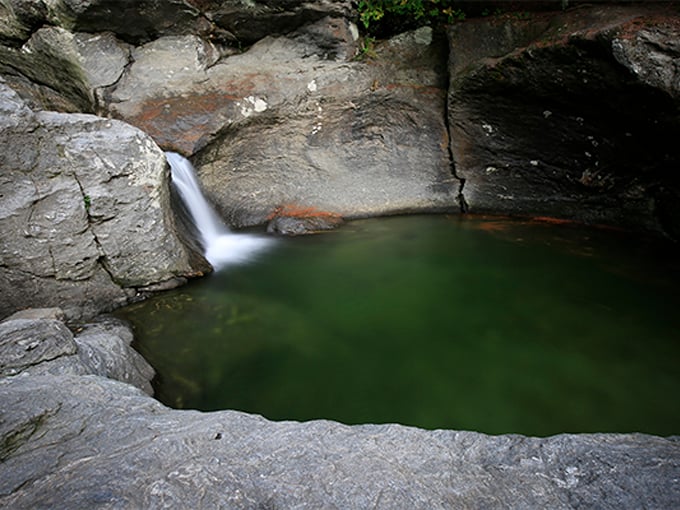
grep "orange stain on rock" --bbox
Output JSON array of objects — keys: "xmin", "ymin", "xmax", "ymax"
[
  {"xmin": 267, "ymin": 204, "xmax": 343, "ymax": 221},
  {"xmin": 531, "ymin": 216, "xmax": 576, "ymax": 225}
]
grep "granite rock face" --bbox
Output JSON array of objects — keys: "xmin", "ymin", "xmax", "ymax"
[
  {"xmin": 447, "ymin": 4, "xmax": 680, "ymax": 237},
  {"xmin": 91, "ymin": 23, "xmax": 459, "ymax": 228},
  {"xmin": 186, "ymin": 26, "xmax": 457, "ymax": 228},
  {"xmin": 4, "ymin": 2, "xmax": 678, "ymax": 236},
  {"xmin": 0, "ymin": 374, "xmax": 678, "ymax": 509},
  {"xmin": 1, "ymin": 9, "xmax": 459, "ymax": 230},
  {"xmin": 0, "ymin": 82, "xmax": 203, "ymax": 320}
]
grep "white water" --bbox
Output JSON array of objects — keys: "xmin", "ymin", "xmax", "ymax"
[{"xmin": 166, "ymin": 152, "xmax": 272, "ymax": 270}]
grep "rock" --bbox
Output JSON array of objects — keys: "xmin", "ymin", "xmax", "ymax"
[
  {"xmin": 103, "ymin": 25, "xmax": 457, "ymax": 229},
  {"xmin": 0, "ymin": 314, "xmax": 77, "ymax": 377},
  {"xmin": 107, "ymin": 34, "xmax": 220, "ymax": 121},
  {"xmin": 4, "ymin": 308, "xmax": 64, "ymax": 321},
  {"xmin": 0, "ymin": 374, "xmax": 678, "ymax": 508},
  {"xmin": 266, "ymin": 205, "xmax": 345, "ymax": 235},
  {"xmin": 205, "ymin": 0, "xmax": 354, "ymax": 46},
  {"xmin": 612, "ymin": 22, "xmax": 680, "ymax": 100},
  {"xmin": 0, "ymin": 0, "xmax": 47, "ymax": 44},
  {"xmin": 4, "ymin": 0, "xmax": 352, "ymax": 46},
  {"xmin": 0, "ymin": 1, "xmax": 353, "ymax": 111},
  {"xmin": 104, "ymin": 16, "xmax": 360, "ymax": 155},
  {"xmin": 0, "ymin": 309, "xmax": 154, "ymax": 393},
  {"xmin": 0, "ymin": 82, "xmax": 204, "ymax": 320},
  {"xmin": 156, "ymin": 26, "xmax": 454, "ymax": 228},
  {"xmin": 44, "ymin": 0, "xmax": 208, "ymax": 44},
  {"xmin": 0, "ymin": 26, "xmax": 131, "ymax": 113},
  {"xmin": 72, "ymin": 316, "xmax": 155, "ymax": 395},
  {"xmin": 0, "ymin": 26, "xmax": 94, "ymax": 113},
  {"xmin": 0, "ymin": 76, "xmax": 34, "ymax": 127},
  {"xmin": 447, "ymin": 4, "xmax": 680, "ymax": 237}
]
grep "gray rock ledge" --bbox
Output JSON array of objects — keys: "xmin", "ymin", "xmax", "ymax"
[{"xmin": 0, "ymin": 374, "xmax": 678, "ymax": 509}]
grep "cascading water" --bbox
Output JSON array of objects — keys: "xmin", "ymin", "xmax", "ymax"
[{"xmin": 166, "ymin": 151, "xmax": 272, "ymax": 270}]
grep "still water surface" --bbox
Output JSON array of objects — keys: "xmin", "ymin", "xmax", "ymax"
[{"xmin": 117, "ymin": 215, "xmax": 680, "ymax": 436}]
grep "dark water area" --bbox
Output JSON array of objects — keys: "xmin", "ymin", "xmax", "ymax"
[{"xmin": 117, "ymin": 215, "xmax": 680, "ymax": 436}]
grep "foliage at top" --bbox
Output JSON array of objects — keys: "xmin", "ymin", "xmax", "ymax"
[
  {"xmin": 357, "ymin": 0, "xmax": 467, "ymax": 32},
  {"xmin": 356, "ymin": 1, "xmax": 570, "ymax": 37}
]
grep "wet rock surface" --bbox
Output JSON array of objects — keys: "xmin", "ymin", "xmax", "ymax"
[
  {"xmin": 447, "ymin": 5, "xmax": 680, "ymax": 236},
  {"xmin": 0, "ymin": 374, "xmax": 678, "ymax": 509}
]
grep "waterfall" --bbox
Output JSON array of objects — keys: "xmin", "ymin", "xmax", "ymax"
[{"xmin": 166, "ymin": 152, "xmax": 272, "ymax": 270}]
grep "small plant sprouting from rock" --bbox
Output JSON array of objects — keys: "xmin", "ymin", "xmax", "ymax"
[
  {"xmin": 354, "ymin": 36, "xmax": 377, "ymax": 60},
  {"xmin": 83, "ymin": 194, "xmax": 91, "ymax": 213}
]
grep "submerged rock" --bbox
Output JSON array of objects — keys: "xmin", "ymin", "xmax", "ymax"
[
  {"xmin": 447, "ymin": 4, "xmax": 680, "ymax": 237},
  {"xmin": 0, "ymin": 374, "xmax": 678, "ymax": 508},
  {"xmin": 0, "ymin": 81, "xmax": 204, "ymax": 320}
]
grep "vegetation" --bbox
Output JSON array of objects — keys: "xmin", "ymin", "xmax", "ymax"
[
  {"xmin": 356, "ymin": 1, "xmax": 569, "ymax": 37},
  {"xmin": 357, "ymin": 0, "xmax": 467, "ymax": 31}
]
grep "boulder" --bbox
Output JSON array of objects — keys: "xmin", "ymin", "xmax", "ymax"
[
  {"xmin": 0, "ymin": 309, "xmax": 154, "ymax": 394},
  {"xmin": 0, "ymin": 81, "xmax": 204, "ymax": 320},
  {"xmin": 193, "ymin": 27, "xmax": 457, "ymax": 228},
  {"xmin": 0, "ymin": 374, "xmax": 678, "ymax": 508},
  {"xmin": 266, "ymin": 206, "xmax": 345, "ymax": 235},
  {"xmin": 0, "ymin": 311, "xmax": 77, "ymax": 378},
  {"xmin": 203, "ymin": 0, "xmax": 354, "ymax": 46},
  {"xmin": 0, "ymin": 1, "xmax": 353, "ymax": 113},
  {"xmin": 447, "ymin": 4, "xmax": 680, "ymax": 237}
]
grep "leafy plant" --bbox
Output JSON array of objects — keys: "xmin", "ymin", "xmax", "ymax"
[
  {"xmin": 442, "ymin": 7, "xmax": 466, "ymax": 22},
  {"xmin": 83, "ymin": 194, "xmax": 91, "ymax": 213},
  {"xmin": 357, "ymin": 0, "xmax": 467, "ymax": 31},
  {"xmin": 354, "ymin": 35, "xmax": 378, "ymax": 60}
]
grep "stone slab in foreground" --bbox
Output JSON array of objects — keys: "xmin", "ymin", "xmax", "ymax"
[{"xmin": 0, "ymin": 375, "xmax": 678, "ymax": 509}]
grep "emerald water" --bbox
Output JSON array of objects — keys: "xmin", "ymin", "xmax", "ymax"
[{"xmin": 117, "ymin": 215, "xmax": 680, "ymax": 436}]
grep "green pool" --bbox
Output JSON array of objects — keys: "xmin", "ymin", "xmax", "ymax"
[{"xmin": 117, "ymin": 215, "xmax": 680, "ymax": 436}]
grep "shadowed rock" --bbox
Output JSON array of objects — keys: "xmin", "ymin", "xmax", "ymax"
[{"xmin": 447, "ymin": 4, "xmax": 680, "ymax": 238}]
